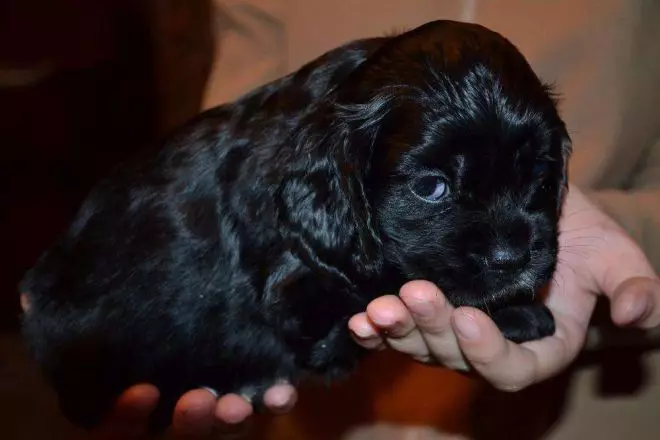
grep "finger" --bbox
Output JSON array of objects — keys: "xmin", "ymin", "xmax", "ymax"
[
  {"xmin": 348, "ymin": 313, "xmax": 387, "ymax": 350},
  {"xmin": 452, "ymin": 307, "xmax": 583, "ymax": 391},
  {"xmin": 364, "ymin": 294, "xmax": 430, "ymax": 360},
  {"xmin": 610, "ymin": 276, "xmax": 660, "ymax": 328},
  {"xmin": 589, "ymin": 220, "xmax": 658, "ymax": 298},
  {"xmin": 214, "ymin": 393, "xmax": 253, "ymax": 425},
  {"xmin": 398, "ymin": 280, "xmax": 465, "ymax": 368},
  {"xmin": 20, "ymin": 292, "xmax": 30, "ymax": 312},
  {"xmin": 263, "ymin": 383, "xmax": 298, "ymax": 415},
  {"xmin": 558, "ymin": 188, "xmax": 657, "ymax": 298},
  {"xmin": 172, "ymin": 388, "xmax": 217, "ymax": 438},
  {"xmin": 94, "ymin": 384, "xmax": 159, "ymax": 440}
]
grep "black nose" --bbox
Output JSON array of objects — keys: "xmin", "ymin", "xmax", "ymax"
[{"xmin": 487, "ymin": 245, "xmax": 531, "ymax": 271}]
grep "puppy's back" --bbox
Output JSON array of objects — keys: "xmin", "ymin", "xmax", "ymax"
[{"xmin": 19, "ymin": 35, "xmax": 389, "ymax": 431}]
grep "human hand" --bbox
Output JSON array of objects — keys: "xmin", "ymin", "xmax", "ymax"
[
  {"xmin": 88, "ymin": 383, "xmax": 297, "ymax": 439},
  {"xmin": 347, "ymin": 184, "xmax": 660, "ymax": 391}
]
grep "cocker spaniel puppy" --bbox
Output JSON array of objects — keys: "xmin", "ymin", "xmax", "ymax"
[{"xmin": 20, "ymin": 20, "xmax": 571, "ymax": 431}]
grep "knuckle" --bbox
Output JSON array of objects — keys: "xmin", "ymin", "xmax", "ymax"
[{"xmin": 469, "ymin": 348, "xmax": 501, "ymax": 366}]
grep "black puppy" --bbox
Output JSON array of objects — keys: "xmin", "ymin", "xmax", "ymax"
[{"xmin": 20, "ymin": 20, "xmax": 571, "ymax": 432}]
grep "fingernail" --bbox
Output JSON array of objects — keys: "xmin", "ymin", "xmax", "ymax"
[
  {"xmin": 200, "ymin": 386, "xmax": 219, "ymax": 399},
  {"xmin": 268, "ymin": 390, "xmax": 291, "ymax": 409},
  {"xmin": 625, "ymin": 294, "xmax": 650, "ymax": 324},
  {"xmin": 351, "ymin": 325, "xmax": 375, "ymax": 339},
  {"xmin": 411, "ymin": 299, "xmax": 435, "ymax": 318},
  {"xmin": 264, "ymin": 384, "xmax": 297, "ymax": 415},
  {"xmin": 270, "ymin": 398, "xmax": 295, "ymax": 414},
  {"xmin": 454, "ymin": 312, "xmax": 481, "ymax": 340},
  {"xmin": 238, "ymin": 386, "xmax": 256, "ymax": 404}
]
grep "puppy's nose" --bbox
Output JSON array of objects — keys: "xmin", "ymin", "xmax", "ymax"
[{"xmin": 487, "ymin": 245, "xmax": 531, "ymax": 271}]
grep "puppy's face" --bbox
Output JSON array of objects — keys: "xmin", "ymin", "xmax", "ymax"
[
  {"xmin": 337, "ymin": 24, "xmax": 571, "ymax": 310},
  {"xmin": 373, "ymin": 92, "xmax": 568, "ymax": 309}
]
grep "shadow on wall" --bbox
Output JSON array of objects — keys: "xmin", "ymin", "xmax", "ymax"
[{"xmin": 0, "ymin": 0, "xmax": 214, "ymax": 330}]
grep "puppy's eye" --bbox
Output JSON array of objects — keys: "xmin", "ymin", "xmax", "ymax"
[
  {"xmin": 410, "ymin": 175, "xmax": 449, "ymax": 202},
  {"xmin": 533, "ymin": 162, "xmax": 549, "ymax": 180}
]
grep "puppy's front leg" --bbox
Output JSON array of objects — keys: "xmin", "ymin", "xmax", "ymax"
[
  {"xmin": 491, "ymin": 304, "xmax": 556, "ymax": 343},
  {"xmin": 307, "ymin": 318, "xmax": 367, "ymax": 381}
]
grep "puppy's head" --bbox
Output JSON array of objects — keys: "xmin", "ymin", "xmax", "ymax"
[{"xmin": 330, "ymin": 21, "xmax": 571, "ymax": 309}]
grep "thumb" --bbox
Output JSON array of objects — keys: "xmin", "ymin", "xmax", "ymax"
[
  {"xmin": 610, "ymin": 276, "xmax": 660, "ymax": 329},
  {"xmin": 561, "ymin": 185, "xmax": 658, "ymax": 303}
]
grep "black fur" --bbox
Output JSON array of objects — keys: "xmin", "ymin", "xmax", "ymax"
[{"xmin": 20, "ymin": 20, "xmax": 571, "ymax": 432}]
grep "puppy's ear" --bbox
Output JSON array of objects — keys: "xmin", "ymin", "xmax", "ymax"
[
  {"xmin": 276, "ymin": 95, "xmax": 395, "ymax": 288},
  {"xmin": 333, "ymin": 91, "xmax": 398, "ymax": 175}
]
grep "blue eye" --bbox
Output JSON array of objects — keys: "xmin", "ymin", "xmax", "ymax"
[
  {"xmin": 410, "ymin": 175, "xmax": 449, "ymax": 202},
  {"xmin": 533, "ymin": 162, "xmax": 549, "ymax": 180}
]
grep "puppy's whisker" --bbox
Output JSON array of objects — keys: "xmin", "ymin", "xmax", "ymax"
[
  {"xmin": 560, "ymin": 225, "xmax": 603, "ymax": 234},
  {"xmin": 559, "ymin": 240, "xmax": 605, "ymax": 255},
  {"xmin": 559, "ymin": 248, "xmax": 593, "ymax": 259},
  {"xmin": 560, "ymin": 241, "xmax": 605, "ymax": 249},
  {"xmin": 560, "ymin": 206, "xmax": 600, "ymax": 220},
  {"xmin": 480, "ymin": 297, "xmax": 493, "ymax": 317},
  {"xmin": 559, "ymin": 239, "xmax": 605, "ymax": 251},
  {"xmin": 555, "ymin": 257, "xmax": 577, "ymax": 278},
  {"xmin": 550, "ymin": 272, "xmax": 567, "ymax": 296}
]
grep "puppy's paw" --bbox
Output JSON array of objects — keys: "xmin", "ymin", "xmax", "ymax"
[{"xmin": 491, "ymin": 304, "xmax": 555, "ymax": 343}]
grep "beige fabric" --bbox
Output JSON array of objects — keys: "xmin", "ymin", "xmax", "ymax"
[{"xmin": 202, "ymin": 0, "xmax": 660, "ymax": 272}]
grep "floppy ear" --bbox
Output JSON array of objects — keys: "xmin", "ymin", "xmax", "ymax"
[{"xmin": 275, "ymin": 93, "xmax": 396, "ymax": 289}]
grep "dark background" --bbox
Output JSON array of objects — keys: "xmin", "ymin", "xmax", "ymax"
[{"xmin": 0, "ymin": 0, "xmax": 213, "ymax": 330}]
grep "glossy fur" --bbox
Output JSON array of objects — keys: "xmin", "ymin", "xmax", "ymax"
[{"xmin": 20, "ymin": 20, "xmax": 571, "ymax": 431}]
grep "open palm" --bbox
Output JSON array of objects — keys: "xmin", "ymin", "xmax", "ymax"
[{"xmin": 347, "ymin": 184, "xmax": 660, "ymax": 390}]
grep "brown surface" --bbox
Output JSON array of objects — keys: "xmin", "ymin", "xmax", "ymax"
[{"xmin": 252, "ymin": 350, "xmax": 476, "ymax": 440}]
